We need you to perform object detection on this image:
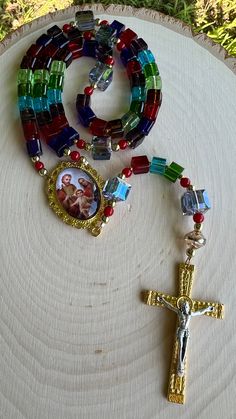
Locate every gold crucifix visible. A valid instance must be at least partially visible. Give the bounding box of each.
[142,263,224,404]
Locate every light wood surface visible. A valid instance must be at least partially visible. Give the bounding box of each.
[0,5,235,419]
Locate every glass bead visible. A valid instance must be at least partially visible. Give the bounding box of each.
[129,101,144,115]
[119,28,137,47]
[137,50,155,67]
[75,11,96,31]
[17,69,33,84]
[136,117,155,135]
[26,44,43,57]
[47,89,62,105]
[20,108,36,122]
[143,102,160,120]
[89,118,110,137]
[69,42,83,59]
[131,86,146,101]
[18,82,32,97]
[145,75,162,90]
[26,139,42,157]
[143,62,159,78]
[67,27,82,42]
[33,69,49,84]
[92,136,112,160]
[83,40,98,57]
[130,73,146,88]
[36,110,52,126]
[181,190,211,215]
[126,60,142,76]
[103,177,131,201]
[55,48,73,67]
[96,44,113,63]
[52,35,69,49]
[50,60,66,75]
[47,25,62,38]
[120,48,136,66]
[184,231,206,249]
[89,62,113,91]
[36,34,52,47]
[20,55,36,70]
[150,157,167,175]
[95,24,116,47]
[131,155,150,174]
[18,96,34,111]
[110,20,125,37]
[146,89,162,105]
[125,127,145,148]
[76,94,90,110]
[33,83,47,98]
[121,111,140,135]
[130,38,148,55]
[164,162,184,183]
[107,119,124,138]
[35,56,52,71]
[22,120,39,141]
[77,106,96,127]
[39,43,59,58]
[48,74,64,90]
[33,97,49,113]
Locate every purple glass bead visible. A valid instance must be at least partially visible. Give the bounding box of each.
[130,38,148,55]
[137,117,155,135]
[26,139,42,157]
[76,94,91,111]
[83,40,98,57]
[125,127,145,149]
[110,20,125,37]
[77,106,96,127]
[120,48,136,67]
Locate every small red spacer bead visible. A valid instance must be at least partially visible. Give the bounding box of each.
[70,151,81,161]
[34,161,44,171]
[76,139,86,149]
[100,20,109,26]
[180,177,191,188]
[117,41,125,51]
[105,56,114,66]
[118,139,128,150]
[84,86,94,96]
[62,24,71,33]
[83,31,92,40]
[122,167,133,178]
[193,213,205,223]
[104,206,114,217]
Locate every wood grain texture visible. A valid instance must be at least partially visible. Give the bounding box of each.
[0,5,235,419]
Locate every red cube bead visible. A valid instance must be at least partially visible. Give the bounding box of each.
[119,28,137,47]
[89,118,110,137]
[143,102,160,121]
[68,41,83,59]
[126,60,142,77]
[146,89,162,105]
[22,120,39,141]
[26,44,43,57]
[131,155,150,174]
[38,43,59,58]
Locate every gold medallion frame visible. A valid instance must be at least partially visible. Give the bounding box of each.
[46,158,107,236]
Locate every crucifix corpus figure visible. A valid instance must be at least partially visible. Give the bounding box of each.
[142,263,224,404]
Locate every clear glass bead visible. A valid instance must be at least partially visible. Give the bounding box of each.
[184,231,206,249]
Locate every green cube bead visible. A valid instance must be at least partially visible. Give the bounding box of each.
[17,69,33,84]
[164,162,184,182]
[33,83,47,98]
[48,74,64,90]
[18,82,32,97]
[146,75,162,90]
[121,111,140,135]
[130,101,144,115]
[143,62,159,78]
[33,69,49,84]
[50,60,66,75]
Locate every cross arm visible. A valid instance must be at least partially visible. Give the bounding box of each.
[192,299,224,319]
[141,290,177,309]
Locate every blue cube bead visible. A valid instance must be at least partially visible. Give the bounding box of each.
[181,190,211,215]
[150,157,167,175]
[103,177,131,201]
[92,136,111,160]
[83,40,98,57]
[61,126,80,146]
[36,34,52,47]
[18,96,34,111]
[33,97,49,113]
[120,48,136,67]
[26,139,42,157]
[137,50,155,67]
[47,88,62,104]
[131,86,146,101]
[137,117,155,135]
[110,20,125,37]
[77,106,96,127]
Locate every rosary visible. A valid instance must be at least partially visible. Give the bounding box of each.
[17,10,224,404]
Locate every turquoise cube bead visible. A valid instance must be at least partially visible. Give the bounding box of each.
[33,97,49,112]
[18,96,33,111]
[47,89,62,104]
[131,86,146,101]
[103,177,131,201]
[137,50,155,67]
[150,157,167,175]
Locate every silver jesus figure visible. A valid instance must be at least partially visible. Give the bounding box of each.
[157,296,215,376]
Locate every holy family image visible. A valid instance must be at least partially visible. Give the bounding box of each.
[56,168,100,220]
